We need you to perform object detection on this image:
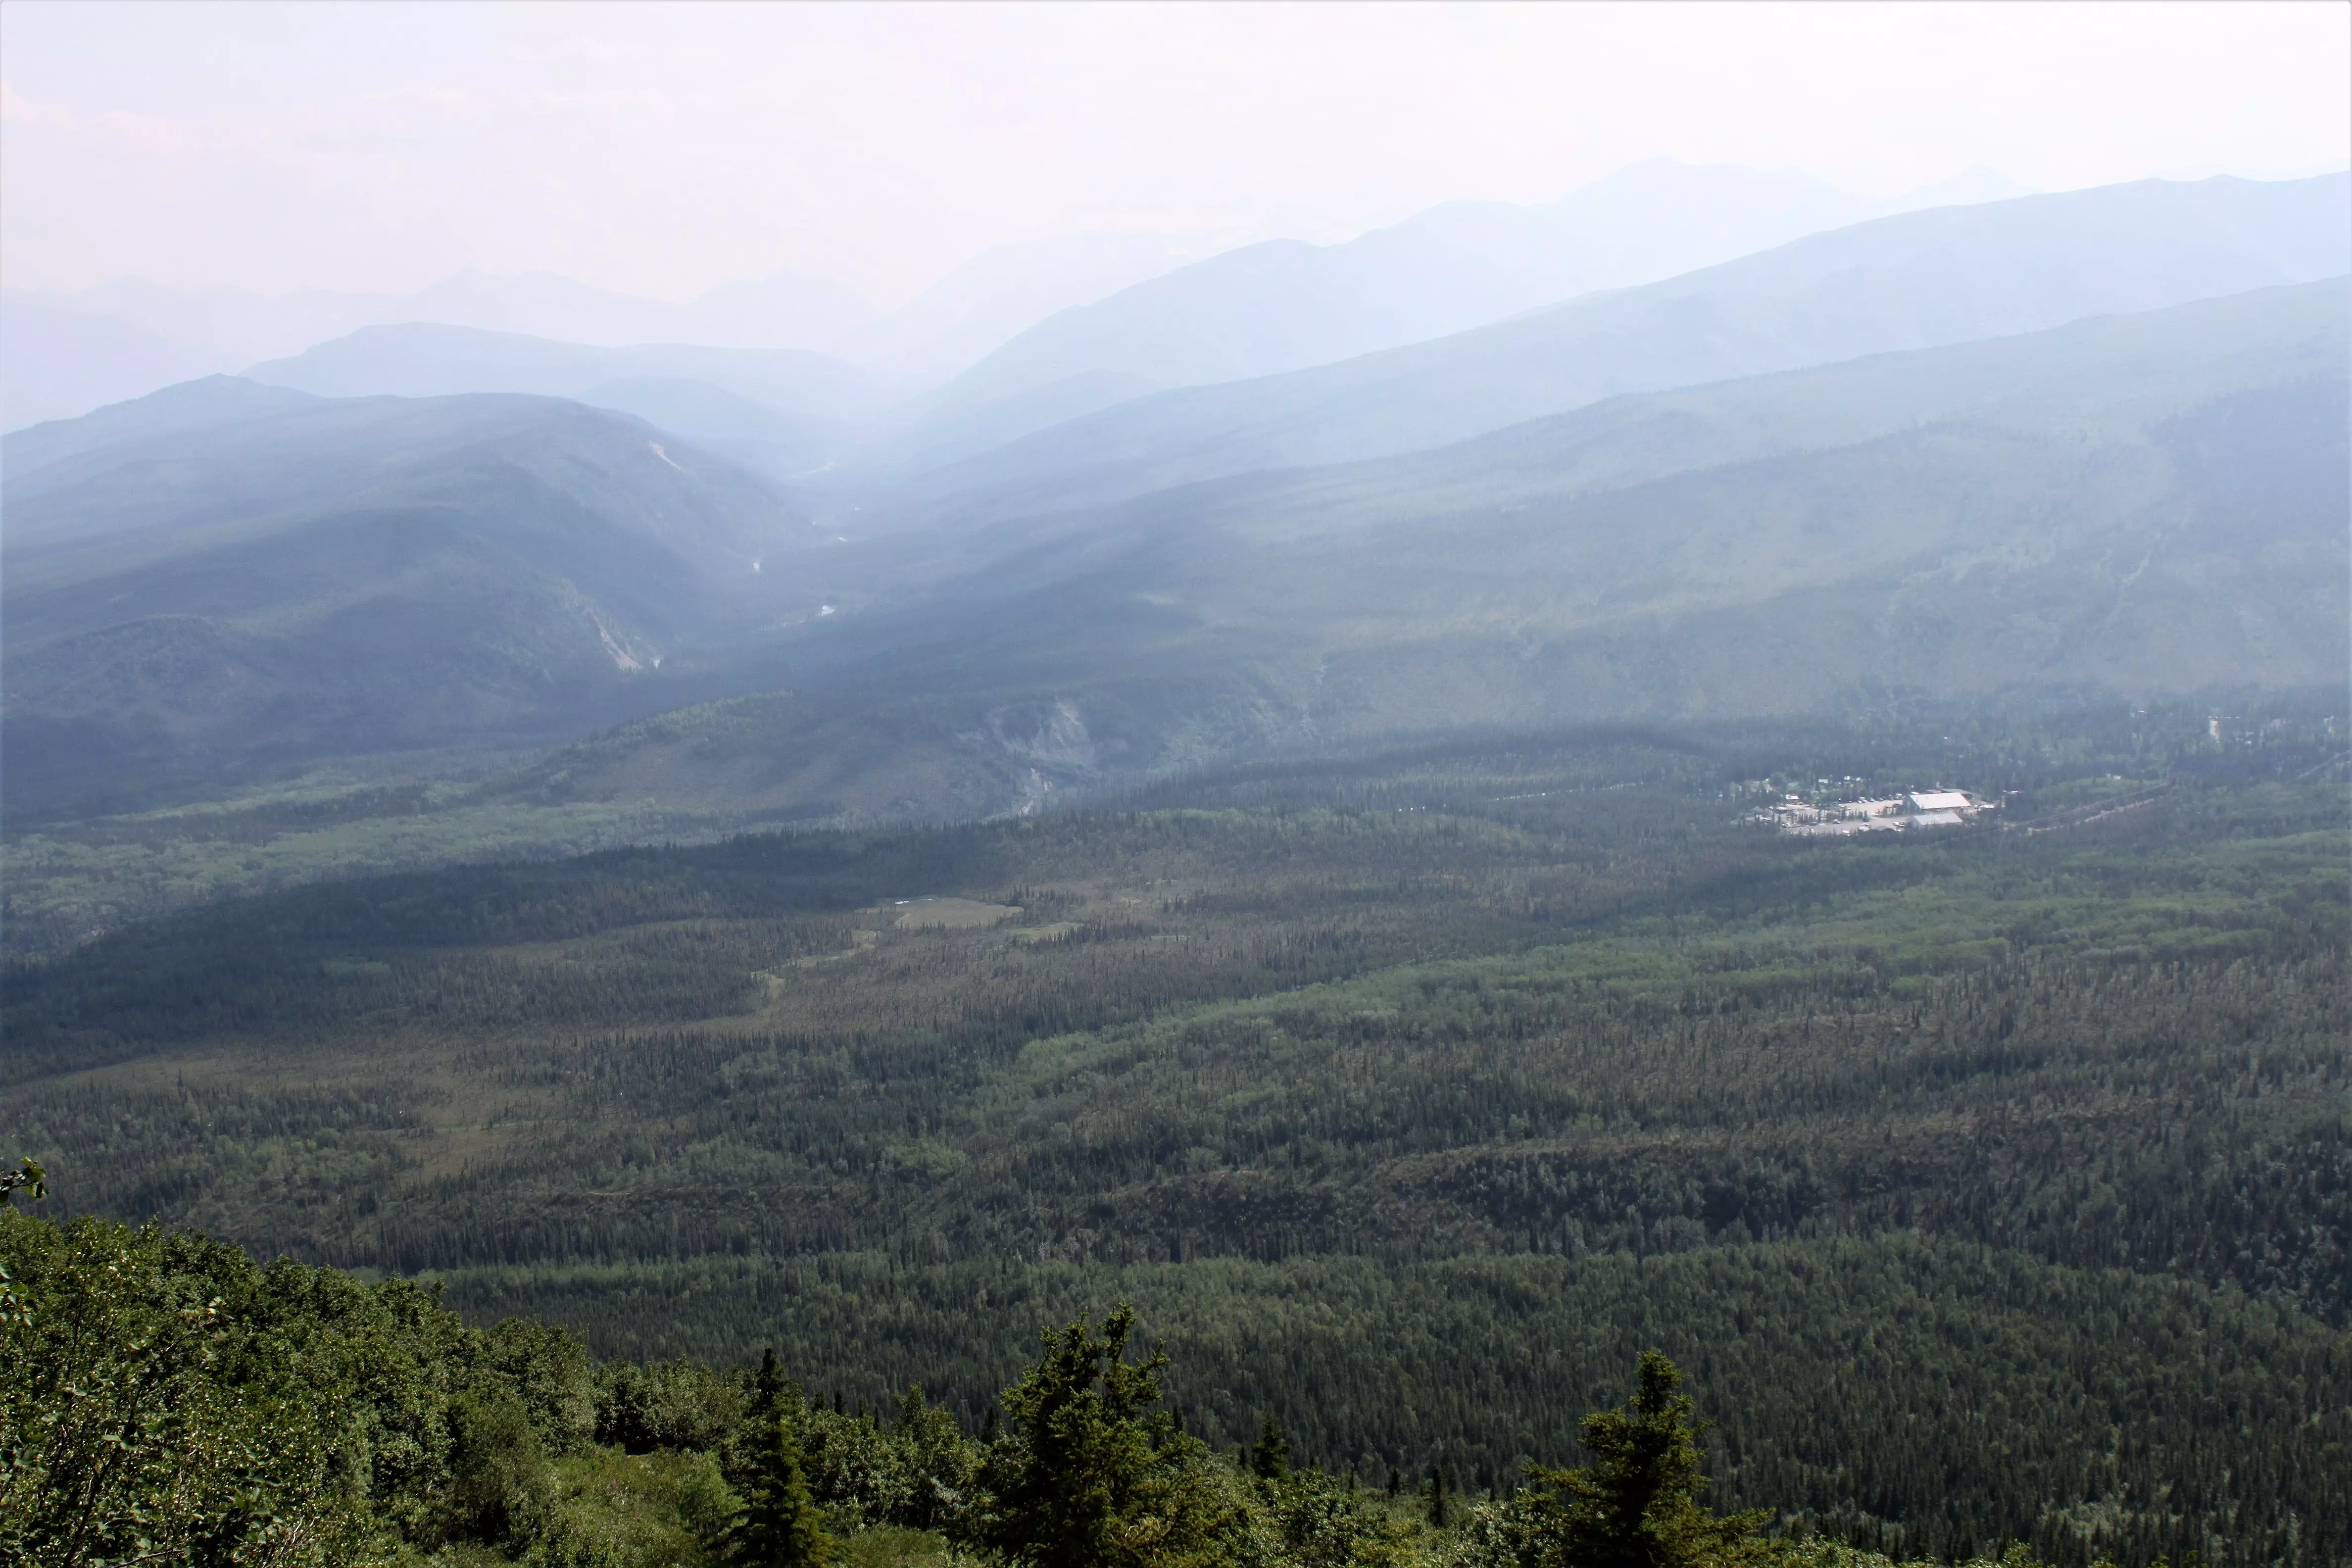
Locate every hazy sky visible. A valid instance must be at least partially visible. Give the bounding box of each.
[4,0,2346,306]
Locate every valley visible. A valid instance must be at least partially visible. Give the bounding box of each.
[4,118,2349,1568]
[6,263,2344,952]
[6,702,2346,1561]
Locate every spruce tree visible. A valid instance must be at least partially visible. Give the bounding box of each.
[965,1304,1236,1567]
[752,1347,789,1421]
[1251,1411,1292,1479]
[732,1354,834,1568]
[1515,1351,1775,1568]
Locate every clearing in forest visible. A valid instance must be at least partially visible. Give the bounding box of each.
[889,896,1022,930]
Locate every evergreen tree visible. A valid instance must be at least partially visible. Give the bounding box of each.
[753,1346,789,1418]
[1251,1411,1292,1480]
[732,1356,833,1568]
[1512,1351,1775,1568]
[966,1303,1236,1567]
[1426,1467,1450,1529]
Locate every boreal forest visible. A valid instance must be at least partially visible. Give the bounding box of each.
[5,696,2346,1565]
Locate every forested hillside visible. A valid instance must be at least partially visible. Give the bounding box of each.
[0,379,827,821]
[814,280,2349,745]
[3,1194,2159,1568]
[7,694,2345,1565]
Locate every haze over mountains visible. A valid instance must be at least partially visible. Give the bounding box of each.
[237,327,898,483]
[490,275,2346,827]
[903,172,2350,516]
[3,163,2346,852]
[3,159,2021,433]
[0,269,885,433]
[930,159,2029,408]
[202,169,2343,502]
[6,178,2344,837]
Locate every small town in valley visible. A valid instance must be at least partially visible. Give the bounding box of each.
[1745,780,2001,835]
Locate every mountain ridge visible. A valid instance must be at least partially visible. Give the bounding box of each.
[1,383,828,818]
[479,279,2351,824]
[895,173,2351,522]
[925,157,2028,410]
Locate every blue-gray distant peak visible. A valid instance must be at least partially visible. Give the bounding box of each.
[907,171,2350,521]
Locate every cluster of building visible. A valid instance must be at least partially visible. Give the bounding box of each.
[1762,788,1994,836]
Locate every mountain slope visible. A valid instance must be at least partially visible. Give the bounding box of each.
[0,296,238,432]
[1,379,826,818]
[2,269,886,434]
[907,174,2351,521]
[244,323,892,417]
[936,161,1894,406]
[984,279,2347,707]
[0,374,321,477]
[242,324,903,480]
[836,231,1225,381]
[533,280,2347,823]
[865,161,2033,469]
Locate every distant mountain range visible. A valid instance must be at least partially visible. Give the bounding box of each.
[9,265,2339,825]
[559,275,2334,826]
[3,159,2033,432]
[212,171,2345,502]
[0,269,882,432]
[928,160,2028,410]
[6,166,2343,836]
[894,172,2350,520]
[239,325,903,481]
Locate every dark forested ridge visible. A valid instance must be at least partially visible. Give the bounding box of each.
[4,693,2348,1565]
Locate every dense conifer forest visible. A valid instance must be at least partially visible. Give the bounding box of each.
[4,693,2347,1565]
[0,1192,2266,1568]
